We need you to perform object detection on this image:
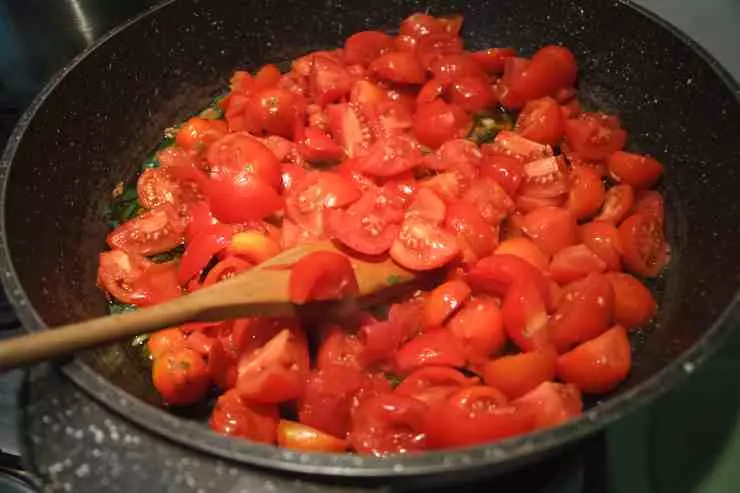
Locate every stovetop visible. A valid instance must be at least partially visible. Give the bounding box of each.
[0,0,740,491]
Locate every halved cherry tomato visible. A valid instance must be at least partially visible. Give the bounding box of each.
[152,347,210,405]
[521,206,578,257]
[425,386,533,448]
[482,347,558,399]
[444,201,498,260]
[479,154,524,198]
[447,296,507,363]
[253,64,282,91]
[566,165,606,220]
[579,220,622,271]
[400,13,460,37]
[299,365,367,437]
[429,54,485,82]
[327,189,403,255]
[137,168,195,211]
[606,272,657,329]
[177,223,233,283]
[595,184,635,224]
[486,131,552,163]
[494,237,550,272]
[515,97,564,146]
[506,45,578,104]
[607,151,664,189]
[344,31,393,66]
[358,319,405,365]
[351,394,428,456]
[462,178,514,226]
[416,33,464,68]
[297,126,345,163]
[618,212,668,277]
[248,87,305,139]
[206,133,282,189]
[470,47,517,74]
[423,280,471,328]
[326,103,375,158]
[390,217,461,271]
[407,188,447,224]
[417,78,446,104]
[557,325,631,393]
[210,389,279,443]
[97,250,181,306]
[413,99,471,149]
[285,171,361,231]
[634,190,665,225]
[502,279,550,351]
[465,253,549,301]
[514,381,582,429]
[548,272,613,352]
[289,250,358,304]
[148,327,187,359]
[519,156,569,199]
[175,117,228,152]
[370,52,426,84]
[309,54,352,105]
[205,166,283,223]
[107,204,184,256]
[202,256,253,286]
[395,328,466,373]
[225,230,281,264]
[277,420,348,452]
[549,244,607,284]
[360,134,423,177]
[395,366,477,406]
[447,76,496,112]
[564,113,627,161]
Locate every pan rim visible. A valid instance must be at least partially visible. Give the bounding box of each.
[1,0,740,478]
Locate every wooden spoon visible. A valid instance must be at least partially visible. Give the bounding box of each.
[0,241,417,370]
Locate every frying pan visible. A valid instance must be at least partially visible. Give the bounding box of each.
[2,0,740,484]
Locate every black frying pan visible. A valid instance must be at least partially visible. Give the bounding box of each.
[2,0,740,483]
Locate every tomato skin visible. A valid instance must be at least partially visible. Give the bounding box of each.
[297,126,344,163]
[309,54,353,106]
[429,54,485,82]
[210,389,279,444]
[461,178,515,226]
[351,394,429,456]
[579,220,622,271]
[502,279,550,351]
[395,328,466,374]
[548,273,614,353]
[416,33,464,68]
[137,168,194,211]
[277,420,348,452]
[504,46,577,106]
[344,31,393,66]
[549,244,607,284]
[447,76,496,112]
[360,134,423,177]
[390,217,461,271]
[606,272,657,329]
[286,171,361,232]
[394,366,478,406]
[370,52,426,84]
[299,366,366,437]
[225,230,281,264]
[564,113,627,161]
[205,167,284,223]
[596,184,635,224]
[465,253,549,301]
[514,381,582,429]
[566,165,606,220]
[97,250,181,306]
[152,347,210,406]
[289,251,358,304]
[482,347,558,399]
[444,201,498,261]
[479,155,524,198]
[447,296,507,363]
[634,190,665,225]
[557,325,631,393]
[521,206,578,257]
[206,133,282,190]
[412,99,471,149]
[148,327,187,359]
[175,117,228,152]
[327,189,403,255]
[494,237,550,272]
[607,151,664,189]
[470,47,517,74]
[618,212,668,277]
[487,130,552,163]
[177,223,233,283]
[423,280,472,328]
[515,97,565,146]
[249,87,305,139]
[107,204,185,256]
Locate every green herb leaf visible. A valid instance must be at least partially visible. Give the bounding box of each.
[384,372,404,389]
[149,244,185,263]
[109,302,138,315]
[386,274,403,286]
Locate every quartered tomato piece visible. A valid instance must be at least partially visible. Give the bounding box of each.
[465,253,549,301]
[205,166,283,223]
[494,237,550,272]
[521,206,578,257]
[277,420,348,452]
[515,97,564,146]
[289,251,358,304]
[422,280,472,328]
[556,325,631,393]
[470,47,517,74]
[447,296,507,363]
[502,279,550,351]
[98,250,181,306]
[360,319,406,366]
[344,31,393,66]
[607,151,664,189]
[447,76,496,112]
[416,33,464,68]
[564,113,627,161]
[107,204,184,256]
[359,134,423,177]
[618,212,668,277]
[429,54,485,82]
[606,272,657,329]
[394,366,478,406]
[351,394,429,456]
[297,126,344,164]
[299,365,366,437]
[486,131,552,163]
[633,190,665,225]
[309,54,353,105]
[137,168,196,211]
[210,389,279,444]
[249,87,305,139]
[206,132,282,189]
[412,99,471,149]
[482,347,558,399]
[505,45,578,104]
[549,244,607,284]
[566,165,606,220]
[370,51,426,84]
[514,381,582,429]
[462,178,515,226]
[595,184,635,225]
[579,220,622,271]
[479,154,524,198]
[390,217,460,271]
[175,117,228,152]
[327,103,375,158]
[395,328,466,374]
[444,200,498,261]
[148,327,187,359]
[177,223,233,283]
[518,156,568,199]
[152,347,210,405]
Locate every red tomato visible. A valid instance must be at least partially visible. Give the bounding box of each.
[486,130,552,163]
[482,347,558,399]
[236,327,309,403]
[344,31,393,66]
[519,156,569,199]
[479,154,525,197]
[316,325,364,371]
[289,251,358,304]
[374,100,415,137]
[225,230,281,264]
[566,165,606,220]
[297,126,344,163]
[394,366,478,406]
[557,325,631,393]
[549,244,607,284]
[370,52,426,84]
[285,171,361,231]
[606,272,657,329]
[462,178,515,226]
[564,113,627,161]
[360,320,405,365]
[515,97,565,146]
[390,217,461,271]
[97,250,181,306]
[249,87,305,139]
[206,133,282,189]
[412,99,471,149]
[549,272,614,352]
[148,327,186,359]
[277,420,348,452]
[505,45,577,104]
[175,117,228,152]
[470,47,517,74]
[514,381,582,429]
[351,394,428,456]
[425,386,534,448]
[327,103,376,158]
[309,54,353,105]
[359,134,423,177]
[607,151,664,189]
[429,54,485,82]
[205,167,283,223]
[417,78,446,104]
[210,389,279,444]
[618,212,668,277]
[579,220,623,271]
[634,190,665,224]
[400,13,459,37]
[389,296,427,341]
[350,80,387,107]
[494,237,550,272]
[152,347,210,405]
[107,204,184,256]
[202,256,253,286]
[407,188,447,225]
[502,279,550,351]
[177,223,233,283]
[423,280,472,328]
[137,168,195,211]
[444,200,498,260]
[299,366,366,437]
[447,76,496,112]
[253,64,282,91]
[416,33,464,68]
[596,184,635,224]
[447,297,507,363]
[465,253,549,301]
[521,206,578,257]
[395,328,466,374]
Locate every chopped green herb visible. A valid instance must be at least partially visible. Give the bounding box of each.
[106,183,141,227]
[199,105,225,120]
[384,372,404,389]
[149,244,185,263]
[386,274,403,286]
[109,302,138,315]
[131,333,149,347]
[468,107,515,144]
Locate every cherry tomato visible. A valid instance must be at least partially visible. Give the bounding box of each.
[494,237,550,271]
[400,13,458,37]
[549,243,607,284]
[326,103,375,158]
[521,206,578,257]
[395,328,466,373]
[277,420,348,452]
[390,217,461,271]
[175,117,228,152]
[606,272,657,329]
[634,190,665,225]
[289,251,358,304]
[97,250,181,306]
[618,212,668,277]
[556,325,631,393]
[607,151,664,189]
[148,327,187,359]
[505,46,578,105]
[210,389,279,443]
[412,99,471,149]
[107,204,184,256]
[416,33,464,68]
[444,200,498,261]
[470,47,517,74]
[486,130,552,163]
[447,296,506,363]
[351,394,428,456]
[515,97,565,146]
[177,223,233,283]
[447,76,496,112]
[309,54,353,105]
[429,54,485,82]
[417,78,446,104]
[152,347,210,405]
[407,188,447,224]
[422,280,472,328]
[205,166,283,223]
[297,126,344,163]
[249,87,305,139]
[519,156,569,199]
[462,178,515,226]
[566,165,606,220]
[394,366,478,406]
[579,220,623,271]
[564,113,627,161]
[595,184,635,224]
[548,272,614,352]
[425,386,533,448]
[253,64,282,91]
[225,230,281,264]
[360,134,423,177]
[479,154,525,198]
[137,168,196,211]
[482,347,558,399]
[344,31,393,66]
[206,133,282,189]
[514,381,582,429]
[502,279,550,351]
[465,253,549,301]
[370,52,426,84]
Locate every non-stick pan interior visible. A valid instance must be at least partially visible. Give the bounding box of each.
[3,0,740,477]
